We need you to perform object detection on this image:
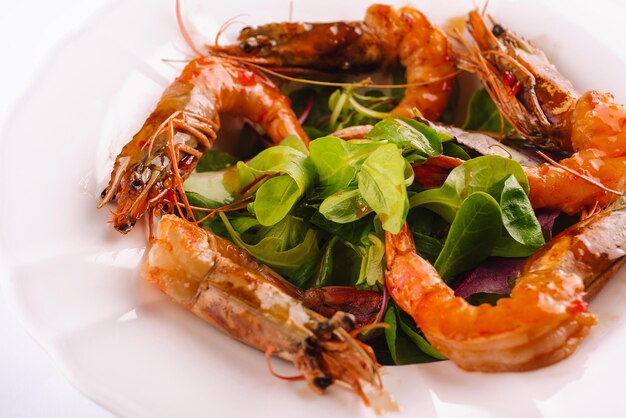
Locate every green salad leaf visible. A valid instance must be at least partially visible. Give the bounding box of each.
[355,232,385,289]
[490,175,545,256]
[442,142,470,160]
[365,116,443,157]
[312,236,339,288]
[184,191,226,234]
[319,189,372,223]
[280,134,309,155]
[384,305,444,365]
[406,207,448,263]
[433,192,502,281]
[462,88,514,133]
[358,144,409,234]
[254,176,302,226]
[410,155,543,261]
[309,136,383,197]
[411,232,444,264]
[326,88,394,132]
[396,309,446,360]
[307,210,374,247]
[196,150,238,172]
[219,213,319,286]
[236,145,314,226]
[288,87,333,129]
[409,155,528,222]
[183,169,235,204]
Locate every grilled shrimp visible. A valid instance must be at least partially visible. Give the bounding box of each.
[385,199,626,372]
[98,56,308,233]
[210,4,456,120]
[143,215,395,411]
[455,11,626,214]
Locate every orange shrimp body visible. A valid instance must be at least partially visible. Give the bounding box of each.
[211,4,455,120]
[364,5,455,119]
[525,91,626,213]
[456,11,626,214]
[99,56,308,233]
[385,200,626,371]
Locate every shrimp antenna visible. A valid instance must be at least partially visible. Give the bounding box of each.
[176,0,205,57]
[349,322,390,338]
[536,151,622,196]
[214,14,249,47]
[237,60,461,90]
[480,0,490,16]
[191,197,254,225]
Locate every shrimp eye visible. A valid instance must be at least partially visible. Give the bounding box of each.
[115,215,135,234]
[304,337,320,356]
[100,188,108,199]
[130,178,144,191]
[240,37,258,53]
[313,376,333,390]
[492,24,505,37]
[131,169,150,191]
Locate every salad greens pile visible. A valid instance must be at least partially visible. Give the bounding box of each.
[182,85,552,365]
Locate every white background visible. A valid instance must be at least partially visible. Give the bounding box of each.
[0,0,625,417]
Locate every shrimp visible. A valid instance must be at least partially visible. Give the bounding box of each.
[385,199,626,372]
[455,11,626,214]
[98,56,308,233]
[143,215,396,411]
[210,4,456,120]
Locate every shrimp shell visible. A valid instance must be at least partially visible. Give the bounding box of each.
[210,4,456,120]
[143,215,395,410]
[99,56,308,233]
[456,10,626,214]
[385,199,626,371]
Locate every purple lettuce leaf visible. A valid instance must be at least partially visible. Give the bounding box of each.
[453,209,561,299]
[453,257,525,298]
[536,209,560,241]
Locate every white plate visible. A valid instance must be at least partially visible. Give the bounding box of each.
[2,0,626,417]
